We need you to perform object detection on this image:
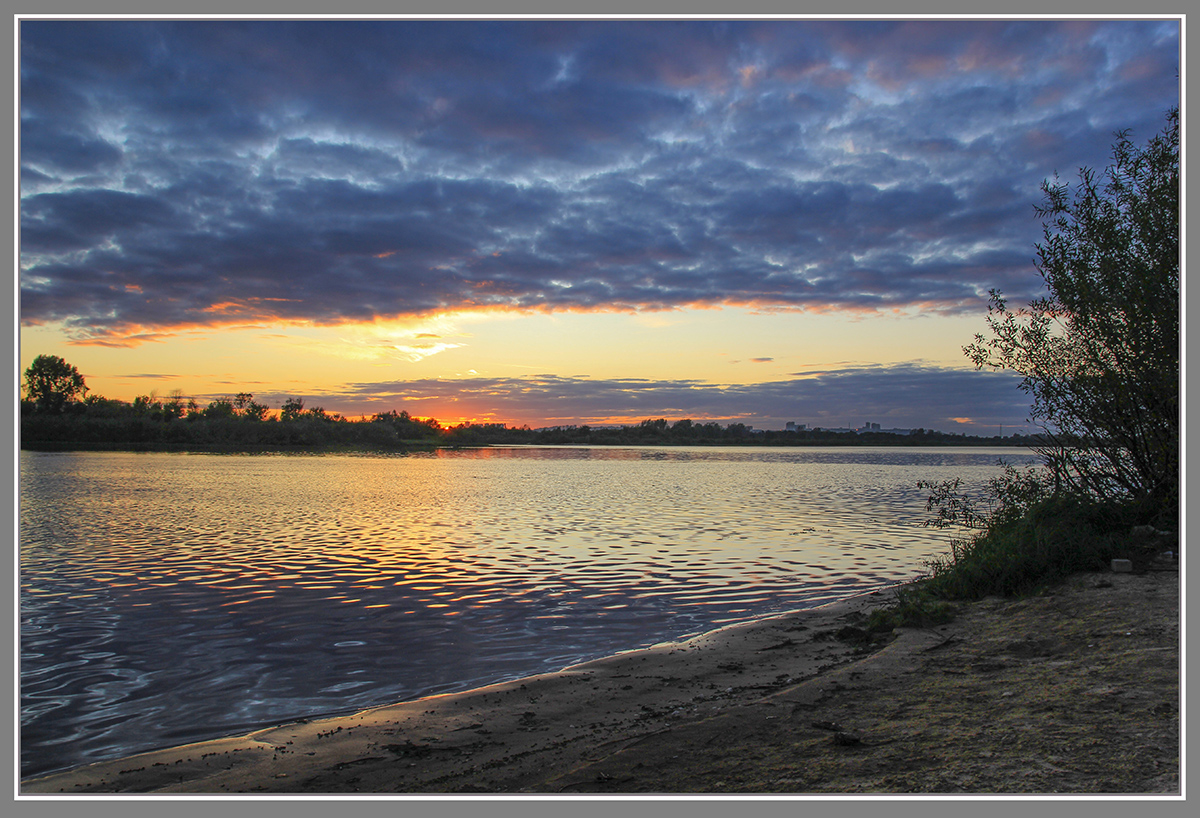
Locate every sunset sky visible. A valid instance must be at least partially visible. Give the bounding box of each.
[17,17,1181,433]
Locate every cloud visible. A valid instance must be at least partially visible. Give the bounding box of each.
[19,19,1179,343]
[263,362,1033,433]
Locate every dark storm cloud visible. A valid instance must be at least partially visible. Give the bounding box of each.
[321,362,1031,433]
[20,118,124,174]
[19,18,1179,342]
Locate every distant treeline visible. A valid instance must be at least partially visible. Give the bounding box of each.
[20,394,444,452]
[443,418,1043,448]
[20,393,1042,452]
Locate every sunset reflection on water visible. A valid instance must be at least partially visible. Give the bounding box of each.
[20,445,1037,777]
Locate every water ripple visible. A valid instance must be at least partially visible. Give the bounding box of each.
[20,445,1037,777]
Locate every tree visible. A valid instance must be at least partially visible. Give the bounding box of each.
[280,397,306,421]
[162,389,186,421]
[203,398,236,419]
[637,418,668,437]
[964,108,1179,523]
[132,394,157,416]
[22,354,88,412]
[242,400,270,421]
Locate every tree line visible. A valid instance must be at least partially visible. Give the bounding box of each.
[442,418,1040,448]
[19,358,1035,451]
[19,360,443,450]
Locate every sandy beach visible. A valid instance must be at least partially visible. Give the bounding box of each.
[21,566,1179,796]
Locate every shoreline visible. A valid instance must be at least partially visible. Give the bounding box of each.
[19,439,1042,454]
[22,585,899,794]
[20,583,894,783]
[21,567,1180,795]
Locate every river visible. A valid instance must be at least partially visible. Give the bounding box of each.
[19,445,1039,778]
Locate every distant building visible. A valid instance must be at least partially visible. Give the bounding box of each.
[856,422,914,435]
[785,421,796,432]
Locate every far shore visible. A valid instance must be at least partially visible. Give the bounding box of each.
[19,438,1041,453]
[21,565,1179,795]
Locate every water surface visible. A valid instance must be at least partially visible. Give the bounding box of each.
[20,445,1038,777]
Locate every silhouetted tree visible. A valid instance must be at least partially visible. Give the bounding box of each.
[965,108,1179,523]
[242,400,270,421]
[203,398,236,419]
[132,394,156,416]
[162,389,185,421]
[23,354,87,413]
[637,418,669,438]
[280,397,306,421]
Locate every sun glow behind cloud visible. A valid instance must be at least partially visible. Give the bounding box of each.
[307,317,471,364]
[20,301,1031,432]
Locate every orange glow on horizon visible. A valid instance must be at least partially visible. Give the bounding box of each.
[22,290,986,431]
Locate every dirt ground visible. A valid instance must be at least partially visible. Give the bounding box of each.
[22,562,1179,796]
[547,567,1181,794]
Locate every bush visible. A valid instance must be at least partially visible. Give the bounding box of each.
[874,463,1144,629]
[917,494,1128,600]
[965,109,1179,526]
[866,110,1181,632]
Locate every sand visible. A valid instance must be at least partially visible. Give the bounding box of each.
[21,566,1179,796]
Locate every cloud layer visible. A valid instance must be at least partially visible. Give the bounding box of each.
[239,362,1032,433]
[20,19,1180,344]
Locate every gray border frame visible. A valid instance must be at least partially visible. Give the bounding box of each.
[6,4,1189,818]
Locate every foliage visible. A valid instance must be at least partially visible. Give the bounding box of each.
[916,494,1129,600]
[162,390,186,420]
[880,115,1180,626]
[280,397,306,421]
[230,392,269,420]
[964,109,1179,525]
[203,398,236,419]
[372,409,443,442]
[22,354,88,413]
[917,463,1054,531]
[869,471,1132,630]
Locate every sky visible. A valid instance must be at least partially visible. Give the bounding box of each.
[17,17,1181,433]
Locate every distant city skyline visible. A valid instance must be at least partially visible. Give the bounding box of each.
[18,17,1180,435]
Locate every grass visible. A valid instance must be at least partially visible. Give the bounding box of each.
[867,493,1147,632]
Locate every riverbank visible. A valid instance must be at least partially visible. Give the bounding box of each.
[21,405,1042,453]
[22,565,1179,796]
